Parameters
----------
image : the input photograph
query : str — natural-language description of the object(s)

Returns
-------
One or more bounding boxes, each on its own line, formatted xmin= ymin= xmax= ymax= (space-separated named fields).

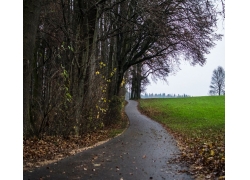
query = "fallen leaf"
xmin=210 ymin=150 xmax=215 ymax=156
xmin=93 ymin=163 xmax=101 ymax=167
xmin=218 ymin=176 xmax=225 ymax=179
xmin=206 ymin=175 xmax=211 ymax=179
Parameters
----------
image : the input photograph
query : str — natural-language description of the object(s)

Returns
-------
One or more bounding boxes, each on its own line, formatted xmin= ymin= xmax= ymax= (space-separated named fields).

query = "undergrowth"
xmin=23 ymin=101 xmax=129 ymax=171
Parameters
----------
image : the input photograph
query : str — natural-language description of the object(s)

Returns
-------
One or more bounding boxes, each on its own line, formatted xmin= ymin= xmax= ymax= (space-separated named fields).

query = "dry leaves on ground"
xmin=24 ymin=102 xmax=129 ymax=171
xmin=166 ymin=128 xmax=225 ymax=180
xmin=23 ymin=130 xmax=113 ymax=171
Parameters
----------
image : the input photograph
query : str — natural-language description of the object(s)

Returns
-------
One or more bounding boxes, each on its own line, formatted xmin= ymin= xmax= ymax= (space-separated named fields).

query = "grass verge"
xmin=139 ymin=96 xmax=225 ymax=179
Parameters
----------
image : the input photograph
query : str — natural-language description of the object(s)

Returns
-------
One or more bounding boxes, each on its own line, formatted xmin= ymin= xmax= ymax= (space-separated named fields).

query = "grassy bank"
xmin=139 ymin=96 xmax=225 ymax=179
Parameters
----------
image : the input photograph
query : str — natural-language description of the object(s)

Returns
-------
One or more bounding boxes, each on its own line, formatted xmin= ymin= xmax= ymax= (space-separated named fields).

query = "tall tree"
xmin=23 ymin=0 xmax=225 ymax=137
xmin=23 ymin=0 xmax=41 ymax=136
xmin=125 ymin=0 xmax=224 ymax=99
xmin=209 ymin=66 xmax=225 ymax=95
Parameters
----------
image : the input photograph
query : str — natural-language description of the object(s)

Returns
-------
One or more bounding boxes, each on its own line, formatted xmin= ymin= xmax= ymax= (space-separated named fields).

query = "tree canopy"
xmin=209 ymin=66 xmax=225 ymax=95
xmin=23 ymin=0 xmax=225 ymax=137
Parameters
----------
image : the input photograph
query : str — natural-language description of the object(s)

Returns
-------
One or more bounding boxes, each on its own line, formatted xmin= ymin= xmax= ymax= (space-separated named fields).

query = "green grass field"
xmin=139 ymin=96 xmax=225 ymax=141
xmin=139 ymin=96 xmax=225 ymax=178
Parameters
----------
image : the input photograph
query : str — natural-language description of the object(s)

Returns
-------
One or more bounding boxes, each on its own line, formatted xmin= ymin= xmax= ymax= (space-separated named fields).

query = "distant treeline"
xmin=141 ymin=93 xmax=191 ymax=98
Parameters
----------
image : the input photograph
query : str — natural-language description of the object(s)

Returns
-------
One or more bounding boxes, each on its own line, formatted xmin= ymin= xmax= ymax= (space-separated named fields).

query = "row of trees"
xmin=141 ymin=93 xmax=191 ymax=98
xmin=24 ymin=0 xmax=224 ymax=137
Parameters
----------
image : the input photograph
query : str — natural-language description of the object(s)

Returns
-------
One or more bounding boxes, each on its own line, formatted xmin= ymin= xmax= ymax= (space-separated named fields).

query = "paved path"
xmin=24 ymin=100 xmax=193 ymax=180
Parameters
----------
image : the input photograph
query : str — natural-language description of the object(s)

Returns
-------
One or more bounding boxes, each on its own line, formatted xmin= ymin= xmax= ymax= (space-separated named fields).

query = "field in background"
xmin=139 ymin=96 xmax=225 ymax=179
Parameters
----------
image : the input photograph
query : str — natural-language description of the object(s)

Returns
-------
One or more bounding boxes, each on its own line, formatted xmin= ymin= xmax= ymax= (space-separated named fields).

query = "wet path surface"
xmin=24 ymin=100 xmax=193 ymax=180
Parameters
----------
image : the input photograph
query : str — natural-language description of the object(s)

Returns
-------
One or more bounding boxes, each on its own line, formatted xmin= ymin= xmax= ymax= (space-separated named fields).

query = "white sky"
xmin=145 ymin=19 xmax=225 ymax=97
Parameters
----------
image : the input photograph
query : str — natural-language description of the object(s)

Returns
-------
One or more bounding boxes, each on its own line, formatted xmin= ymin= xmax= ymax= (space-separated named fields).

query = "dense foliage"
xmin=24 ymin=0 xmax=224 ymax=137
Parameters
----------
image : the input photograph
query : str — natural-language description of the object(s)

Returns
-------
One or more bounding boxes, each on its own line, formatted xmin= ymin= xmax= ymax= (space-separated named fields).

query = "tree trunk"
xmin=23 ymin=0 xmax=41 ymax=137
xmin=130 ymin=63 xmax=142 ymax=100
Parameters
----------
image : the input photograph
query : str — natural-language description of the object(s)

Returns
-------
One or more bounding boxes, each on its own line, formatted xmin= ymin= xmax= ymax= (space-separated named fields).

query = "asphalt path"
xmin=24 ymin=100 xmax=193 ymax=180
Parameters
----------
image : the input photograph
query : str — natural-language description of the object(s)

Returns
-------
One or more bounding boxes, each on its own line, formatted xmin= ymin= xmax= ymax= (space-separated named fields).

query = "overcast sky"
xmin=145 ymin=19 xmax=225 ymax=97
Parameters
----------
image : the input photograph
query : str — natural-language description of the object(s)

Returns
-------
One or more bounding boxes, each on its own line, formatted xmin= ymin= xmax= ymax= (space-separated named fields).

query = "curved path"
xmin=24 ymin=100 xmax=193 ymax=180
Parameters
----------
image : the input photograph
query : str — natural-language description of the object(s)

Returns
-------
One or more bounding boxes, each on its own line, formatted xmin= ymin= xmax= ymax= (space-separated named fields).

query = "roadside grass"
xmin=108 ymin=100 xmax=129 ymax=138
xmin=108 ymin=129 xmax=125 ymax=138
xmin=139 ymin=96 xmax=225 ymax=179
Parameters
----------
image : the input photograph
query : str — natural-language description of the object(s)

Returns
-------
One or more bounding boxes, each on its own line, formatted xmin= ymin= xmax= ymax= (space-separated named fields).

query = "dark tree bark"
xmin=130 ymin=63 xmax=142 ymax=100
xmin=23 ymin=0 xmax=224 ymax=137
xmin=23 ymin=0 xmax=41 ymax=136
